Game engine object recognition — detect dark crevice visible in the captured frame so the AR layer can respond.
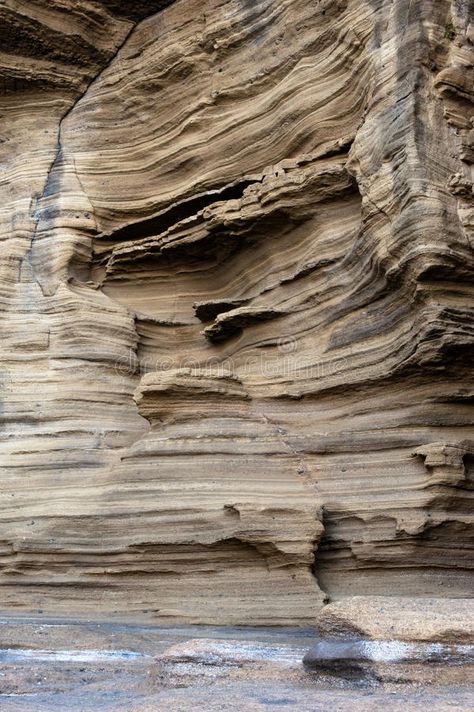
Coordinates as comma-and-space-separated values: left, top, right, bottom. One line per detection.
99, 0, 178, 22
312, 506, 331, 603
203, 308, 285, 343
319, 135, 354, 159
97, 178, 259, 244
194, 299, 250, 323
280, 257, 338, 284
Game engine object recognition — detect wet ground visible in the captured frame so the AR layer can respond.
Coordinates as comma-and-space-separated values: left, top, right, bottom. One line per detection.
0, 616, 472, 711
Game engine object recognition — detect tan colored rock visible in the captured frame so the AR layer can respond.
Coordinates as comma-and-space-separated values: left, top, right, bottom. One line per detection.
315, 596, 474, 644
0, 0, 472, 622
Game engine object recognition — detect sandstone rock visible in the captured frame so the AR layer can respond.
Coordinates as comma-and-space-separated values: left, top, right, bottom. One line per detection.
303, 597, 474, 683
0, 0, 473, 622
314, 596, 474, 644
303, 596, 474, 684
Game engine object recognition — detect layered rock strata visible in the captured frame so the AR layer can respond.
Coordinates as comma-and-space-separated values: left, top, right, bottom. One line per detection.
0, 0, 473, 621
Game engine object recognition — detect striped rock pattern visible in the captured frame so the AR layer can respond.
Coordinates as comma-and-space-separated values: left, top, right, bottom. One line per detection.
0, 0, 472, 622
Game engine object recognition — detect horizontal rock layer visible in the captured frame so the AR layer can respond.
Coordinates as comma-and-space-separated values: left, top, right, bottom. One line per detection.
0, 0, 472, 622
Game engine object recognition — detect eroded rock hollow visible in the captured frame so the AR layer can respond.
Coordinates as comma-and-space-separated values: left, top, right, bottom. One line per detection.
0, 0, 473, 623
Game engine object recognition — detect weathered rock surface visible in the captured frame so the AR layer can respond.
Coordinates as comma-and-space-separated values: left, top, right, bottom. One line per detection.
303, 597, 474, 682
313, 596, 474, 643
0, 0, 473, 621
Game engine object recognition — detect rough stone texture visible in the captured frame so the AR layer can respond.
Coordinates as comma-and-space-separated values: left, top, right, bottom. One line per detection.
0, 0, 473, 622
0, 620, 473, 711
313, 596, 474, 643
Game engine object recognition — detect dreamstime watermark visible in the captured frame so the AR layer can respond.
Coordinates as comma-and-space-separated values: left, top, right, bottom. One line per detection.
112, 337, 349, 384
277, 336, 298, 354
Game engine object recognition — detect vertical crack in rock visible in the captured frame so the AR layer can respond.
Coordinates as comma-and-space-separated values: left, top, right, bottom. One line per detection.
27, 5, 177, 296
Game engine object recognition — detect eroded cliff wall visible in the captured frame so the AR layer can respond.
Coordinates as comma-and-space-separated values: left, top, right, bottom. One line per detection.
0, 0, 473, 623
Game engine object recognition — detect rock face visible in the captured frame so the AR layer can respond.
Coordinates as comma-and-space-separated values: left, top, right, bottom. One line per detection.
0, 0, 472, 622
311, 596, 474, 644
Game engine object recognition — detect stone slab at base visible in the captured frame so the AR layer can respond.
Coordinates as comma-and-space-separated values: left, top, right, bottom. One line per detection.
314, 597, 474, 644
